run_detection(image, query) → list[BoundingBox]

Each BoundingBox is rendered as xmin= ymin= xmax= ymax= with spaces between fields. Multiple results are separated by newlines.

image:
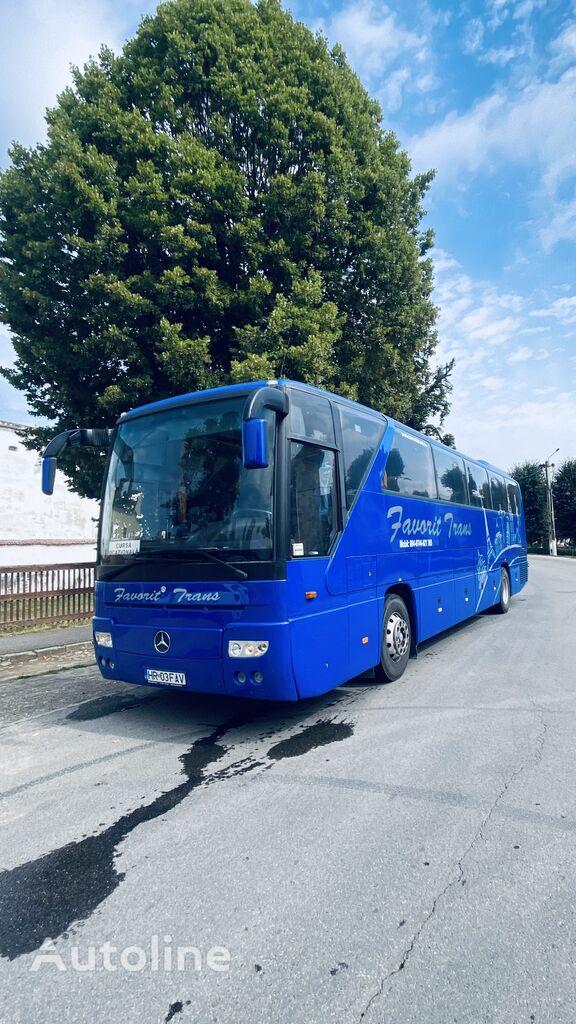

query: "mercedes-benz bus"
xmin=42 ymin=380 xmax=527 ymax=700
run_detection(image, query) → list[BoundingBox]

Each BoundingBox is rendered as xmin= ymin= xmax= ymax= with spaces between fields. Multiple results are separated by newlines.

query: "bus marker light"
xmin=305 ymin=591 xmax=317 ymax=600
xmin=361 ymin=636 xmax=369 ymax=645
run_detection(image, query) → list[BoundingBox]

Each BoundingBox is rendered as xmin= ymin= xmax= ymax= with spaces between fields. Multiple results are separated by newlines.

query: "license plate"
xmin=145 ymin=669 xmax=186 ymax=687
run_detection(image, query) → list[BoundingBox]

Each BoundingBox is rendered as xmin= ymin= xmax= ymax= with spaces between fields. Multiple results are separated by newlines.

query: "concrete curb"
xmin=0 ymin=640 xmax=93 ymax=669
xmin=0 ymin=642 xmax=95 ymax=681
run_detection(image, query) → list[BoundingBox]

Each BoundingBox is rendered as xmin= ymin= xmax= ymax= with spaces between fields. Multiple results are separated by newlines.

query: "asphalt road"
xmin=1 ymin=556 xmax=575 ymax=1024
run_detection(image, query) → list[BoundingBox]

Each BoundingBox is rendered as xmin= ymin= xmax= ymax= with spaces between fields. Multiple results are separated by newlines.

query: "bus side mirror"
xmin=242 ymin=419 xmax=268 ymax=469
xmin=42 ymin=457 xmax=57 ymax=495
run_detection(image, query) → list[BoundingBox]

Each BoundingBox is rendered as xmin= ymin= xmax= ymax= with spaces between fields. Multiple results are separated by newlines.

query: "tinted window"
xmin=290 ymin=443 xmax=338 ymax=556
xmin=507 ymin=481 xmax=519 ymax=515
xmin=382 ymin=431 xmax=437 ymax=499
xmin=490 ymin=474 xmax=509 ymax=512
xmin=338 ymin=407 xmax=385 ymax=509
xmin=466 ymin=462 xmax=483 ymax=507
xmin=480 ymin=473 xmax=492 ymax=509
xmin=434 ymin=449 xmax=467 ymax=504
xmin=288 ymin=391 xmax=335 ymax=445
xmin=467 ymin=462 xmax=491 ymax=508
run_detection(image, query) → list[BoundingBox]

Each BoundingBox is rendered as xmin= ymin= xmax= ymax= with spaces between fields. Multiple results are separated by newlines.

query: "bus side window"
xmin=288 ymin=391 xmax=335 ymax=444
xmin=466 ymin=462 xmax=483 ymax=507
xmin=490 ymin=474 xmax=509 ymax=512
xmin=433 ymin=448 xmax=468 ymax=504
xmin=480 ymin=470 xmax=492 ymax=509
xmin=338 ymin=407 xmax=385 ymax=510
xmin=507 ymin=482 xmax=519 ymax=515
xmin=469 ymin=463 xmax=491 ymax=509
xmin=382 ymin=431 xmax=436 ymax=499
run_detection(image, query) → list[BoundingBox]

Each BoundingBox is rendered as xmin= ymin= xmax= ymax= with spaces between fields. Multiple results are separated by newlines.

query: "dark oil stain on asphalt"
xmin=330 ymin=961 xmax=349 ymax=976
xmin=0 ymin=710 xmax=355 ymax=962
xmin=66 ymin=692 xmax=161 ymax=721
xmin=165 ymin=999 xmax=191 ymax=1022
xmin=266 ymin=719 xmax=353 ymax=760
xmin=0 ymin=713 xmax=254 ymax=962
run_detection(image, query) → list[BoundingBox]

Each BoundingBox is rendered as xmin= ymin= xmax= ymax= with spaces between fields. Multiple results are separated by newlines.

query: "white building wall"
xmin=0 ymin=422 xmax=99 ymax=565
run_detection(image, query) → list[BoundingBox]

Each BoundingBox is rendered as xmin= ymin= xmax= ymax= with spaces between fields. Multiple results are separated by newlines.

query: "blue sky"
xmin=0 ymin=0 xmax=575 ymax=470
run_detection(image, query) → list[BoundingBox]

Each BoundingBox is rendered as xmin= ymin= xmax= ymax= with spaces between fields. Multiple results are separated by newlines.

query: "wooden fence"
xmin=0 ymin=563 xmax=95 ymax=631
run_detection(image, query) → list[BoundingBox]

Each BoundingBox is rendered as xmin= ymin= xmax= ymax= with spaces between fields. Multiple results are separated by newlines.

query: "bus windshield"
xmin=100 ymin=397 xmax=275 ymax=564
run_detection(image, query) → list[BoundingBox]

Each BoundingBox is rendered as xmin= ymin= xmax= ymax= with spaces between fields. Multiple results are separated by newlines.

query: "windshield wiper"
xmin=185 ymin=549 xmax=248 ymax=580
xmin=100 ymin=550 xmax=248 ymax=580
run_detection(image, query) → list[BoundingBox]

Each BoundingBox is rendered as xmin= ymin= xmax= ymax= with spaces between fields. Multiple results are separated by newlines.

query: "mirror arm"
xmin=42 ymin=428 xmax=112 ymax=495
xmin=43 ymin=428 xmax=112 ymax=459
xmin=242 ymin=386 xmax=288 ymax=423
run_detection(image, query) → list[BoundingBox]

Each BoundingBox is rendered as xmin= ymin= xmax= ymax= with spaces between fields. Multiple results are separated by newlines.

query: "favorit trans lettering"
xmin=387 ymin=505 xmax=472 ymax=544
xmin=113 ymin=587 xmax=221 ymax=604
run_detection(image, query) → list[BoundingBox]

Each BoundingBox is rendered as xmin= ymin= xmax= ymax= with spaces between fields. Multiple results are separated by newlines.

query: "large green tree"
xmin=553 ymin=459 xmax=576 ymax=543
xmin=511 ymin=461 xmax=548 ymax=547
xmin=0 ymin=0 xmax=451 ymax=497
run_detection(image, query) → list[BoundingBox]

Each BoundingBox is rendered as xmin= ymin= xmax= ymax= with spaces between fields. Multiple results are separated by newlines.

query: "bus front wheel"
xmin=376 ymin=594 xmax=411 ymax=683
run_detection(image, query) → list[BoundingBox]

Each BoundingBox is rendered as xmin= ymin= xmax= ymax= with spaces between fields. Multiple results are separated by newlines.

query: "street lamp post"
xmin=539 ymin=448 xmax=559 ymax=557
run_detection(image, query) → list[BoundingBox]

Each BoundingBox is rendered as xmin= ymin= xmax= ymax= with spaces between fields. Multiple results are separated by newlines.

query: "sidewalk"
xmin=0 ymin=624 xmax=94 ymax=682
xmin=0 ymin=624 xmax=92 ymax=657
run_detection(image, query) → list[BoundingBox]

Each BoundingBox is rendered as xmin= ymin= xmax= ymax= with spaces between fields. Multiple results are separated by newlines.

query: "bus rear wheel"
xmin=376 ymin=594 xmax=411 ymax=683
xmin=495 ymin=567 xmax=511 ymax=614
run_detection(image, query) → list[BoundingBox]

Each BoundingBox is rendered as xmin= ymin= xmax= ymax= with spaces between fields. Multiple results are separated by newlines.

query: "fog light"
xmin=252 ymin=671 xmax=264 ymax=685
xmin=235 ymin=671 xmax=247 ymax=685
xmin=95 ymin=631 xmax=113 ymax=648
xmin=228 ymin=640 xmax=269 ymax=658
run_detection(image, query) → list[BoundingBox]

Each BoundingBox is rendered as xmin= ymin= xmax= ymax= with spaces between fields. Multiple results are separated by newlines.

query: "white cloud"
xmin=317 ymin=1 xmax=436 ymax=115
xmin=381 ymin=68 xmax=411 ymax=113
xmin=481 ymin=46 xmax=520 ymax=66
xmin=431 ymin=248 xmax=576 ymax=467
xmin=409 ymin=73 xmax=576 ymax=186
xmin=479 ymin=375 xmax=506 ymax=391
xmin=0 ymin=0 xmax=153 ymax=160
xmin=548 ymin=22 xmax=576 ymax=76
xmin=408 ymin=63 xmax=576 ymax=252
xmin=539 ymin=199 xmax=576 ymax=252
xmin=507 ymin=345 xmax=533 ymax=362
xmin=463 ymin=18 xmax=484 ymax=55
xmin=321 ymin=2 xmax=427 ymax=76
xmin=531 ymin=296 xmax=576 ymax=325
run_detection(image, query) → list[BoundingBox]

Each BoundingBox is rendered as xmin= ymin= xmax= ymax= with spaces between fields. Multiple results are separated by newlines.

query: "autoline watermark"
xmin=30 ymin=935 xmax=231 ymax=974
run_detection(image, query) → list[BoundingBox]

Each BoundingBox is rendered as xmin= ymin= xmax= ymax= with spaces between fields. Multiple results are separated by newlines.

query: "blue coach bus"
xmin=42 ymin=380 xmax=527 ymax=700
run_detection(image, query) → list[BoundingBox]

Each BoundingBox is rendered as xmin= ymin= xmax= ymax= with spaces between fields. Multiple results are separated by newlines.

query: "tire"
xmin=376 ymin=594 xmax=411 ymax=683
xmin=495 ymin=567 xmax=511 ymax=614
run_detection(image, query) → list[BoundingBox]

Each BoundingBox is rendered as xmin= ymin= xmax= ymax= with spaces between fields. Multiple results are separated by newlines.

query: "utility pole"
xmin=539 ymin=448 xmax=559 ymax=556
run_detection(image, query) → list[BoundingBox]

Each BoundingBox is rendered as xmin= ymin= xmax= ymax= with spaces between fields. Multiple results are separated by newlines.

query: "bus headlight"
xmin=94 ymin=631 xmax=113 ymax=648
xmin=228 ymin=641 xmax=269 ymax=658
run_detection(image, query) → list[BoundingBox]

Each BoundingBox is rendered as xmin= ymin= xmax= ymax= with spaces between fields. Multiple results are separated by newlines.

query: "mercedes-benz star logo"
xmin=154 ymin=630 xmax=171 ymax=654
